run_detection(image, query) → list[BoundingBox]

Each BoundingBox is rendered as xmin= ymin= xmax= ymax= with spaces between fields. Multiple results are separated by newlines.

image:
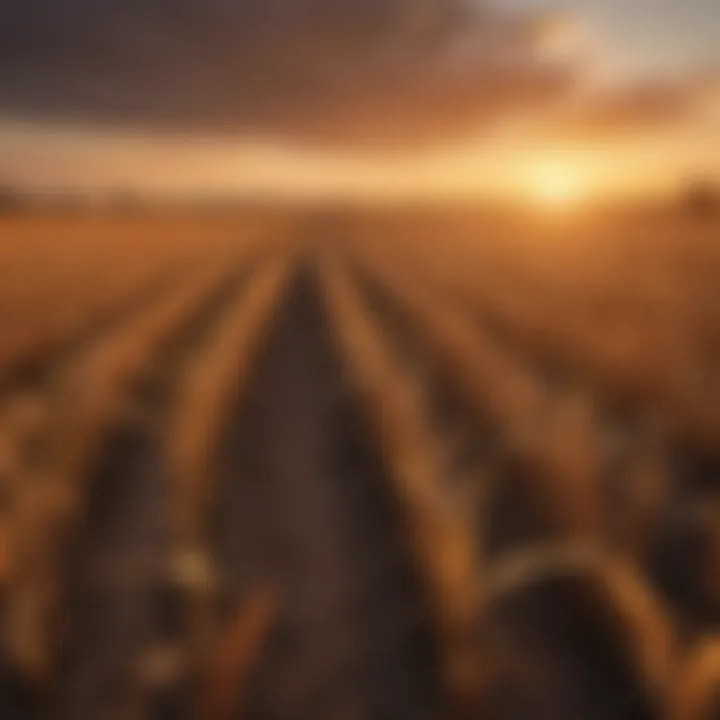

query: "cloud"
xmin=568 ymin=84 xmax=695 ymax=134
xmin=529 ymin=70 xmax=720 ymax=143
xmin=0 ymin=0 xmax=573 ymax=146
xmin=527 ymin=13 xmax=594 ymax=64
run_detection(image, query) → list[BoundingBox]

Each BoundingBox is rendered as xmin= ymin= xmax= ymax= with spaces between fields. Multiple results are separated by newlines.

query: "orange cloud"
xmin=527 ymin=13 xmax=594 ymax=64
xmin=530 ymin=70 xmax=720 ymax=142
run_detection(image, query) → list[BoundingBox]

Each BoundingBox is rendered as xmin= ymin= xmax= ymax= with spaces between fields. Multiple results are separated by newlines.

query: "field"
xmin=0 ymin=206 xmax=718 ymax=719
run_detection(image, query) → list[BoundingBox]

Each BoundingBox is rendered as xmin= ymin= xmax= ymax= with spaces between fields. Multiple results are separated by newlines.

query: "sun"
xmin=535 ymin=176 xmax=582 ymax=207
xmin=524 ymin=163 xmax=588 ymax=211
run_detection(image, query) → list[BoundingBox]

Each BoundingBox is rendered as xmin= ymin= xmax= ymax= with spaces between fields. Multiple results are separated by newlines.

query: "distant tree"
xmin=0 ymin=186 xmax=24 ymax=214
xmin=685 ymin=179 xmax=719 ymax=217
xmin=109 ymin=189 xmax=145 ymax=215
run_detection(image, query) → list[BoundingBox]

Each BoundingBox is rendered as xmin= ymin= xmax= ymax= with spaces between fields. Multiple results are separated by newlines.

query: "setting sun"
xmin=524 ymin=163 xmax=589 ymax=210
xmin=535 ymin=178 xmax=582 ymax=207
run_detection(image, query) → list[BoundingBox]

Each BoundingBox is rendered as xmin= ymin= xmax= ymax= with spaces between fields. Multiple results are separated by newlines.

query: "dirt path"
xmin=212 ymin=266 xmax=441 ymax=720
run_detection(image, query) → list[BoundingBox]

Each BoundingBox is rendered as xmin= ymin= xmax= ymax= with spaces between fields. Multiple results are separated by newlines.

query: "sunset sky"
xmin=0 ymin=0 xmax=718 ymax=202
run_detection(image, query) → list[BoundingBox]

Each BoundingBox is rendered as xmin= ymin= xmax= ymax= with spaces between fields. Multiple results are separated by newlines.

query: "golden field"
xmin=0 ymin=206 xmax=718 ymax=719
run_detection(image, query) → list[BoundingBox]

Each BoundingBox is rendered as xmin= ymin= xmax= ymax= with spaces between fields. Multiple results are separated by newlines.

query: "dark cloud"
xmin=0 ymin=0 xmax=572 ymax=146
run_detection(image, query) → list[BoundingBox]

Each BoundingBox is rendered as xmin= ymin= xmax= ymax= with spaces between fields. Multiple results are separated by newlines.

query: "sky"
xmin=0 ymin=0 xmax=718 ymax=202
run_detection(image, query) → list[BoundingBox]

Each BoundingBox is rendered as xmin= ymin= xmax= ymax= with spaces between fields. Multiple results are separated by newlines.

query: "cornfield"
xmin=0 ymin=207 xmax=719 ymax=719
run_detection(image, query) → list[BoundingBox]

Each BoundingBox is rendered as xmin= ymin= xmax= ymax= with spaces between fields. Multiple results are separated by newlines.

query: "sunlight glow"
xmin=524 ymin=163 xmax=590 ymax=211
